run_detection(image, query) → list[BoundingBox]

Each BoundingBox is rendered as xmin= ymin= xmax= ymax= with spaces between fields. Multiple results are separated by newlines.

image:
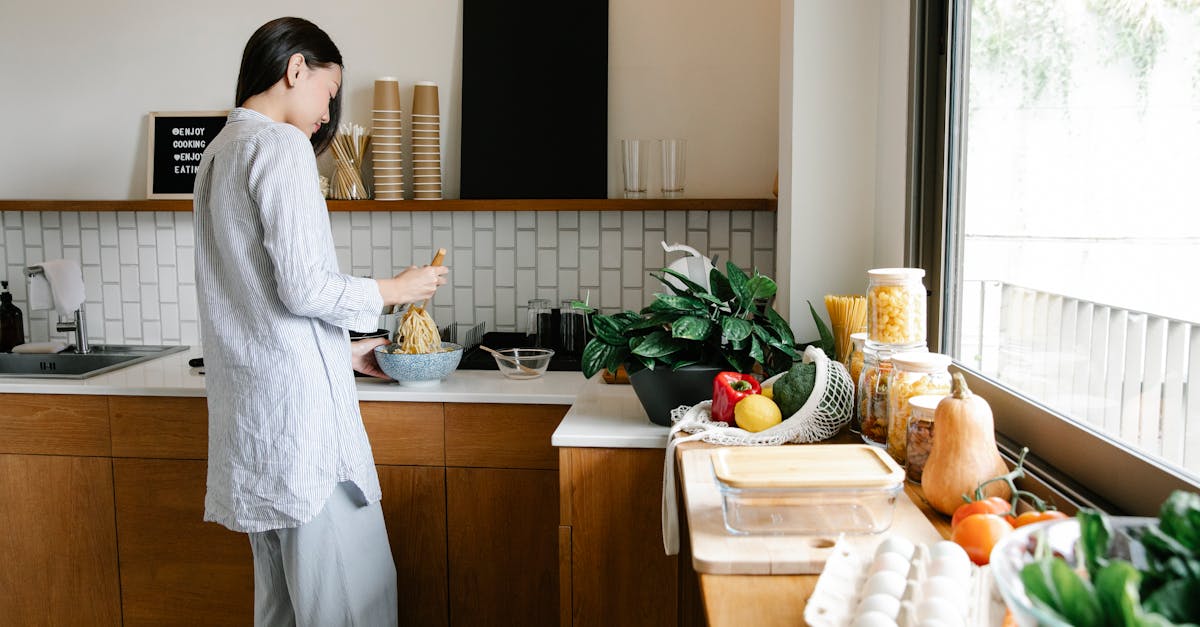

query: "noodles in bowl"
xmin=374 ymin=341 xmax=463 ymax=387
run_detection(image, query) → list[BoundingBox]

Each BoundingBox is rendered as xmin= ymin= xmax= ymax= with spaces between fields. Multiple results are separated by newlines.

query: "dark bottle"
xmin=0 ymin=280 xmax=25 ymax=352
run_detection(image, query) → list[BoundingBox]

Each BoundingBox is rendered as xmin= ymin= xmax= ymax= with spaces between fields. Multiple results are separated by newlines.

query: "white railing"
xmin=961 ymin=281 xmax=1200 ymax=474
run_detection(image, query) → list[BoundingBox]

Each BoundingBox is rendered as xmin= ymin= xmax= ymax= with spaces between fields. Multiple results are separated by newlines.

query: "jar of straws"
xmin=330 ymin=122 xmax=371 ymax=200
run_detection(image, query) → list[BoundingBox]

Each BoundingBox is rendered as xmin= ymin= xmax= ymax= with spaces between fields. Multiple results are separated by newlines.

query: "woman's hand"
xmin=351 ymin=337 xmax=390 ymax=379
xmin=379 ymin=264 xmax=449 ymax=306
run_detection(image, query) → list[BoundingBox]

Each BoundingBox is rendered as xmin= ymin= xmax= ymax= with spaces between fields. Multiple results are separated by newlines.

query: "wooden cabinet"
xmin=444 ymin=403 xmax=566 ymax=627
xmin=113 ymin=458 xmax=253 ymax=626
xmin=0 ymin=454 xmax=122 ymax=625
xmin=0 ymin=393 xmax=571 ymax=625
xmin=558 ymin=447 xmax=704 ymax=627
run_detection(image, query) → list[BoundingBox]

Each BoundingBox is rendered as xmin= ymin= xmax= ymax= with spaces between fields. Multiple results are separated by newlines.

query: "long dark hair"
xmin=235 ymin=17 xmax=343 ymax=155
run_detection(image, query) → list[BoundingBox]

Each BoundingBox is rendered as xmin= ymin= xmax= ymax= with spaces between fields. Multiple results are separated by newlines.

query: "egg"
xmin=921 ymin=575 xmax=967 ymax=612
xmin=852 ymin=610 xmax=900 ymax=627
xmin=916 ymin=597 xmax=965 ymax=627
xmin=927 ymin=554 xmax=972 ymax=580
xmin=929 ymin=540 xmax=971 ymax=565
xmin=868 ymin=551 xmax=912 ymax=578
xmin=857 ymin=593 xmax=902 ymax=620
xmin=875 ymin=535 xmax=917 ymax=562
xmin=864 ymin=570 xmax=908 ymax=599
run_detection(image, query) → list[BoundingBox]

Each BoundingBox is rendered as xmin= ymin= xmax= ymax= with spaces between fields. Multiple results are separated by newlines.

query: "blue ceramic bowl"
xmin=374 ymin=341 xmax=463 ymax=387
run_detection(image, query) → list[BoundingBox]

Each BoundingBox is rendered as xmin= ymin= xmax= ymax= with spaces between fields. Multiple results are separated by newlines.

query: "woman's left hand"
xmin=351 ymin=337 xmax=390 ymax=379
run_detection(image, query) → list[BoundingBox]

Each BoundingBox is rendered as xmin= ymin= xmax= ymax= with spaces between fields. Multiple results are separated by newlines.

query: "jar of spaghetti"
xmin=905 ymin=394 xmax=945 ymax=484
xmin=867 ymin=268 xmax=927 ymax=347
xmin=886 ymin=352 xmax=952 ymax=465
xmin=857 ymin=343 xmax=894 ymax=447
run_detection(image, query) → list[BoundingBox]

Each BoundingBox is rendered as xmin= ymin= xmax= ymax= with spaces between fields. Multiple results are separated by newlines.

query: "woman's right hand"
xmin=380 ymin=264 xmax=449 ymax=306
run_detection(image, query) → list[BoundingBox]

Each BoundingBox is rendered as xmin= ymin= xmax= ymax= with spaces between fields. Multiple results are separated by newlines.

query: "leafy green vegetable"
xmin=1079 ymin=509 xmax=1114 ymax=579
xmin=773 ymin=362 xmax=816 ymax=418
xmin=1159 ymin=491 xmax=1200 ymax=553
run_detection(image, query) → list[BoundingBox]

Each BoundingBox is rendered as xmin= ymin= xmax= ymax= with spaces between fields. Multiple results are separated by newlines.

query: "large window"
xmin=918 ymin=0 xmax=1200 ymax=512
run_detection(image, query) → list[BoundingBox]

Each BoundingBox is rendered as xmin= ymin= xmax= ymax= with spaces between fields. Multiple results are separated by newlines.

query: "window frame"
xmin=908 ymin=0 xmax=1200 ymax=515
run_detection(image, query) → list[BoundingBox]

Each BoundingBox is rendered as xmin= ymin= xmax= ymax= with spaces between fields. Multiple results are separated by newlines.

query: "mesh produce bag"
xmin=661 ymin=345 xmax=855 ymax=554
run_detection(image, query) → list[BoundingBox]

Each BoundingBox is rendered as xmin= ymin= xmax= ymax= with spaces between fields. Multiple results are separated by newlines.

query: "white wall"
xmin=0 ymin=0 xmax=779 ymax=200
xmin=777 ymin=0 xmax=909 ymax=338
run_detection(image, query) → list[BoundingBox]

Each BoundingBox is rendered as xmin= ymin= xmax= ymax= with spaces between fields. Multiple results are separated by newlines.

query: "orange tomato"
xmin=951 ymin=496 xmax=1015 ymax=529
xmin=1013 ymin=509 xmax=1068 ymax=528
xmin=951 ymin=513 xmax=1014 ymax=565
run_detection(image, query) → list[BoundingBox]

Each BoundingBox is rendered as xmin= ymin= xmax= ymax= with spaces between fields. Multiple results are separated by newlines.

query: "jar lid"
xmin=891 ymin=351 xmax=952 ymax=373
xmin=908 ymin=394 xmax=945 ymax=421
xmin=864 ymin=342 xmax=927 ymax=360
xmin=868 ymin=267 xmax=926 ymax=281
xmin=850 ymin=332 xmax=867 ymax=348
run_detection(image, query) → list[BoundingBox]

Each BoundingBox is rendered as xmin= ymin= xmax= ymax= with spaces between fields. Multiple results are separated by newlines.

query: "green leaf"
xmin=721 ymin=317 xmax=753 ymax=342
xmin=709 ymin=267 xmax=735 ymax=302
xmin=1049 ymin=558 xmax=1103 ymax=627
xmin=1020 ymin=559 xmax=1065 ymax=619
xmin=744 ymin=275 xmax=777 ymax=301
xmin=581 ymin=340 xmax=623 ymax=379
xmin=1144 ymin=579 xmax=1200 ymax=624
xmin=631 ymin=330 xmax=683 ymax=358
xmin=723 ymin=350 xmax=756 ymax=373
xmin=765 ymin=306 xmax=796 ymax=346
xmin=652 ymin=268 xmax=710 ymax=296
xmin=1079 ymin=509 xmax=1114 ymax=580
xmin=1158 ymin=490 xmax=1200 ymax=552
xmin=626 ymin=312 xmax=678 ymax=333
xmin=726 ymin=261 xmax=751 ymax=305
xmin=671 ymin=316 xmax=713 ymax=341
xmin=648 ymin=294 xmax=706 ymax=314
xmin=749 ymin=335 xmax=765 ymax=365
xmin=808 ymin=301 xmax=836 ymax=361
xmin=591 ymin=315 xmax=631 ymax=345
xmin=1095 ymin=561 xmax=1147 ymax=627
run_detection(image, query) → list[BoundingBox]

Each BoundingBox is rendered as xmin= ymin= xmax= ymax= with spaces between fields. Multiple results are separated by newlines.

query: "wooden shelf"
xmin=0 ymin=198 xmax=776 ymax=213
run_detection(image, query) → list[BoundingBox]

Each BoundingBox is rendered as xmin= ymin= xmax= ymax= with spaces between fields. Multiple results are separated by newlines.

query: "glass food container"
xmin=526 ymin=298 xmax=553 ymax=348
xmin=847 ymin=332 xmax=867 ymax=434
xmin=905 ymin=394 xmax=946 ymax=484
xmin=711 ymin=444 xmax=905 ymax=536
xmin=886 ymin=352 xmax=952 ymax=465
xmin=867 ymin=268 xmax=927 ymax=348
xmin=857 ymin=343 xmax=894 ymax=447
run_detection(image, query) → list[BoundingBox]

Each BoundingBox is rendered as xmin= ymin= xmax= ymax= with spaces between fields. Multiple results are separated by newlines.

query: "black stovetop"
xmin=456 ymin=332 xmax=582 ymax=372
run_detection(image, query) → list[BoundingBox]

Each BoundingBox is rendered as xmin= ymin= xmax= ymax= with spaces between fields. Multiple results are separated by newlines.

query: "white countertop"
xmin=551 ymin=375 xmax=671 ymax=449
xmin=0 ymin=346 xmax=586 ymax=404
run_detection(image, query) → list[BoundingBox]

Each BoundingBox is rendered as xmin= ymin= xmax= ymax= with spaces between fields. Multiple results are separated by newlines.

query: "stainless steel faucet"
xmin=23 ymin=266 xmax=91 ymax=354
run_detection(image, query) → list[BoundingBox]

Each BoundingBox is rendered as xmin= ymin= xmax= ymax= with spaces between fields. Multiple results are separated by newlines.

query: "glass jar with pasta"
xmin=905 ymin=394 xmax=945 ymax=484
xmin=867 ymin=268 xmax=927 ymax=347
xmin=857 ymin=343 xmax=895 ymax=447
xmin=886 ymin=352 xmax=952 ymax=465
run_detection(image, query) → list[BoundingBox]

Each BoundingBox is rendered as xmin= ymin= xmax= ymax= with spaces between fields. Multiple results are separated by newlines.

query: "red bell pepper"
xmin=711 ymin=372 xmax=761 ymax=425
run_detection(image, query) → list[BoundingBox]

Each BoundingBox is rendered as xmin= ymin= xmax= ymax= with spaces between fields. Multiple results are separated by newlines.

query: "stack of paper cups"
xmin=372 ymin=78 xmax=404 ymax=200
xmin=411 ymin=81 xmax=442 ymax=200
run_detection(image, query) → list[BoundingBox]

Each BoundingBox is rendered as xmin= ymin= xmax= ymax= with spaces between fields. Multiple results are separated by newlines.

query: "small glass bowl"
xmin=493 ymin=348 xmax=554 ymax=379
xmin=990 ymin=515 xmax=1157 ymax=627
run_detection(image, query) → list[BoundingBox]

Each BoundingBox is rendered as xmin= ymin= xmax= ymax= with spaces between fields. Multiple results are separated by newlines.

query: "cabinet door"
xmin=447 ymin=467 xmax=559 ymax=627
xmin=0 ymin=454 xmax=121 ymax=625
xmin=560 ymin=447 xmax=679 ymax=627
xmin=113 ymin=458 xmax=253 ymax=626
xmin=378 ymin=465 xmax=449 ymax=627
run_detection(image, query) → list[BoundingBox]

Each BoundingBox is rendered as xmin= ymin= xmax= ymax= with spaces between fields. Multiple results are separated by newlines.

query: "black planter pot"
xmin=627 ymin=364 xmax=722 ymax=427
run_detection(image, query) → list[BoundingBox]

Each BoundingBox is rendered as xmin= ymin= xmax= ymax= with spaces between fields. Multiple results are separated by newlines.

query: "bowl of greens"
xmin=990 ymin=490 xmax=1200 ymax=627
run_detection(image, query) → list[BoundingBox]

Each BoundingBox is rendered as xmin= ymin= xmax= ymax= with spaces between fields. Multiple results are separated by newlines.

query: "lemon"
xmin=761 ymin=385 xmax=773 ymax=400
xmin=734 ymin=395 xmax=783 ymax=432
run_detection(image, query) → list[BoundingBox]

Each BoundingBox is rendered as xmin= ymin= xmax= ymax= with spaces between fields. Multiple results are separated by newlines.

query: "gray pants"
xmin=248 ymin=482 xmax=398 ymax=627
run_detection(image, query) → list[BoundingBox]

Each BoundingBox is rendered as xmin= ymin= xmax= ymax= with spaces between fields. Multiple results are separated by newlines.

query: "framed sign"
xmin=146 ymin=111 xmax=228 ymax=199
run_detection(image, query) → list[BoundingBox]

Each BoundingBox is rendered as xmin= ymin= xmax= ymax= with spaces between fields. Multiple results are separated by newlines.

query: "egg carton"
xmin=804 ymin=536 xmax=1008 ymax=627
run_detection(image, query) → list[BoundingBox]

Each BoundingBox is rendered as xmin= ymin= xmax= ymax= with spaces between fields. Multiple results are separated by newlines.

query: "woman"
xmin=192 ymin=17 xmax=446 ymax=626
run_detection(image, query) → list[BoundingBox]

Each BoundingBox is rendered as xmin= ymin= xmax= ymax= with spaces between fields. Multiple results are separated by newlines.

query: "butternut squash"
xmin=922 ymin=373 xmax=1011 ymax=516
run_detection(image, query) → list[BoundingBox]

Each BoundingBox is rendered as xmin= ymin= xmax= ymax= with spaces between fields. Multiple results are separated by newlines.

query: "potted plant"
xmin=578 ymin=262 xmax=810 ymax=426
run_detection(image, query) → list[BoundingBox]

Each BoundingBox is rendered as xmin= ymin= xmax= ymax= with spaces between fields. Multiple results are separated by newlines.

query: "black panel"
xmin=461 ymin=0 xmax=609 ymax=199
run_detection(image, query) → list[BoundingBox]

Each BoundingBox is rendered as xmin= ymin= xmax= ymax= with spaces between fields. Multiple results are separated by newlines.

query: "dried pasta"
xmin=824 ymin=294 xmax=867 ymax=364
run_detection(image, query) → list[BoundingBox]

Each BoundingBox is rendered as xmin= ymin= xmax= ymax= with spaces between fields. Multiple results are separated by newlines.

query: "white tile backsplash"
xmin=0 ymin=209 xmax=775 ymax=344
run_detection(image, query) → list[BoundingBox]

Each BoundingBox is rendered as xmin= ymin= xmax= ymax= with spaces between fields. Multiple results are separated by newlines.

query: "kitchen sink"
xmin=0 ymin=344 xmax=188 ymax=379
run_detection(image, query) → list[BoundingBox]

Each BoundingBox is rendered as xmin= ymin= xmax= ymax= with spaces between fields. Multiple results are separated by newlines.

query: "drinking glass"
xmin=621 ymin=139 xmax=649 ymax=198
xmin=660 ymin=139 xmax=687 ymax=197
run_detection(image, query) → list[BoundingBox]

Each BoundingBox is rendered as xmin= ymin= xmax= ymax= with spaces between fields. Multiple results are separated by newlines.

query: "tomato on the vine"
xmin=1013 ymin=509 xmax=1068 ymax=528
xmin=951 ymin=496 xmax=1015 ymax=529
xmin=951 ymin=513 xmax=1013 ymax=565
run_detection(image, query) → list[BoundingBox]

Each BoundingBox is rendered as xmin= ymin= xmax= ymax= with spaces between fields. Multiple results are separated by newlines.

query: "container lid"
xmin=908 ymin=394 xmax=946 ymax=421
xmin=868 ymin=267 xmax=926 ymax=281
xmin=850 ymin=332 xmax=867 ymax=348
xmin=890 ymin=352 xmax=952 ymax=373
xmin=711 ymin=444 xmax=904 ymax=489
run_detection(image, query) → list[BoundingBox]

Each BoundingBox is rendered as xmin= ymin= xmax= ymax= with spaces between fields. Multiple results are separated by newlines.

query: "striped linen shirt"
xmin=193 ymin=108 xmax=384 ymax=533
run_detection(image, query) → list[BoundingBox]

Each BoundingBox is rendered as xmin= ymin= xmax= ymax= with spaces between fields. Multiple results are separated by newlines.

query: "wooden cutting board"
xmin=680 ymin=447 xmax=944 ymax=575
